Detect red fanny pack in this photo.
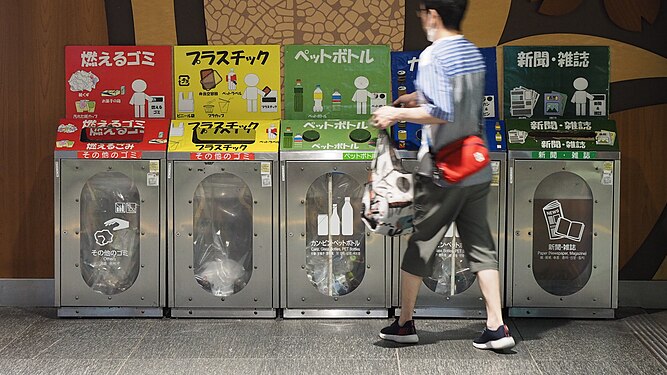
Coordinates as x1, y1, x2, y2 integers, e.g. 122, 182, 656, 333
433, 135, 489, 183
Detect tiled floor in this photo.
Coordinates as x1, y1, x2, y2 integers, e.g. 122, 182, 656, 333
0, 308, 665, 374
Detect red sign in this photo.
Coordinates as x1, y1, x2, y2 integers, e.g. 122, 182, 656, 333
189, 152, 255, 161
77, 151, 143, 159
56, 119, 170, 159
65, 46, 172, 120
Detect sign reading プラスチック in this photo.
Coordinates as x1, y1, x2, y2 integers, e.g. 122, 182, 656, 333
503, 46, 610, 119
65, 46, 173, 120
284, 45, 391, 120
173, 45, 281, 120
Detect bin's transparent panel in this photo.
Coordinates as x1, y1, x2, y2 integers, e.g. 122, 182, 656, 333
193, 173, 253, 297
423, 224, 476, 296
533, 171, 593, 296
80, 172, 140, 295
305, 172, 365, 296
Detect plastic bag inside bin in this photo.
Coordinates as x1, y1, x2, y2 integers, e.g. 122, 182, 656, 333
80, 171, 140, 295
305, 172, 366, 297
192, 173, 253, 297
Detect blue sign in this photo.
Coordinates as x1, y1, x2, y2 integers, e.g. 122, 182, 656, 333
390, 47, 499, 151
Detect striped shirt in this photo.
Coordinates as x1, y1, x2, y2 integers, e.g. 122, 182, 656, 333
414, 35, 491, 186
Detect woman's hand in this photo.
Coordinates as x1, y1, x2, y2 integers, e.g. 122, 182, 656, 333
372, 105, 400, 129
392, 92, 418, 108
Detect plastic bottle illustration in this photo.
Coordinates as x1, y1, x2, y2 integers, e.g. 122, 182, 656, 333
330, 203, 340, 235
283, 127, 293, 149
313, 84, 324, 112
341, 197, 353, 235
332, 89, 341, 111
294, 79, 303, 112
226, 68, 237, 90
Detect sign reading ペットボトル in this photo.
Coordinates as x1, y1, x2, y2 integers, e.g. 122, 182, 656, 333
284, 45, 391, 120
173, 45, 281, 121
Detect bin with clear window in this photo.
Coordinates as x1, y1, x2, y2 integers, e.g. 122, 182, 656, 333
280, 120, 390, 318
54, 119, 169, 317
505, 119, 620, 318
167, 120, 279, 318
391, 120, 507, 317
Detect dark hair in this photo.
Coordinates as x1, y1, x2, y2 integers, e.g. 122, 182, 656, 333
420, 0, 468, 31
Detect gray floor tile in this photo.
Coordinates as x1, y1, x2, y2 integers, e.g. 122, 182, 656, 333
37, 336, 140, 359
536, 360, 648, 375
400, 359, 541, 375
514, 318, 654, 362
129, 335, 204, 359
648, 310, 667, 329
116, 359, 269, 375
0, 359, 28, 375
0, 334, 62, 359
144, 318, 305, 338
272, 358, 400, 375
22, 319, 153, 339
14, 359, 122, 375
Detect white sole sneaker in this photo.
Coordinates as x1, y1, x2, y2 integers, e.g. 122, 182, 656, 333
472, 336, 516, 350
379, 332, 419, 344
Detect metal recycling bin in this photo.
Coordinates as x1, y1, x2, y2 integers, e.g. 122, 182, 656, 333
167, 120, 279, 318
506, 119, 620, 318
391, 120, 507, 317
280, 120, 390, 318
54, 119, 169, 317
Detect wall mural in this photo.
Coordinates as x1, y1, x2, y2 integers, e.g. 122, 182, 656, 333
204, 0, 405, 50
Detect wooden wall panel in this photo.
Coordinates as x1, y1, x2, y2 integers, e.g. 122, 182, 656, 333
612, 104, 667, 268
0, 0, 107, 278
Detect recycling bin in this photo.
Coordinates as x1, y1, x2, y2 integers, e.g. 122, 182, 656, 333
505, 119, 620, 318
391, 120, 507, 317
280, 120, 390, 318
167, 120, 280, 318
54, 119, 169, 317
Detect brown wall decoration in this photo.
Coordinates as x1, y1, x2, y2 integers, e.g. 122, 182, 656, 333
0, 0, 108, 278
204, 0, 405, 50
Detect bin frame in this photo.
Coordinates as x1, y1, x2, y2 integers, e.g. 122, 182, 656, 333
505, 150, 620, 318
54, 153, 167, 318
279, 151, 391, 318
167, 153, 280, 318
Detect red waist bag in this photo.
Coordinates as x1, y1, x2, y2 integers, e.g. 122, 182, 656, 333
433, 135, 489, 183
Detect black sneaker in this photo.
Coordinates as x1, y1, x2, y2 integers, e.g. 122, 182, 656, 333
379, 318, 419, 344
473, 325, 516, 350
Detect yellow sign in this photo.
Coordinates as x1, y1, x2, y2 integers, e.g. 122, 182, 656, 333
168, 120, 280, 153
174, 45, 281, 120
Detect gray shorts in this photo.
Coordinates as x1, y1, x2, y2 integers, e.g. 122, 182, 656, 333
401, 175, 498, 277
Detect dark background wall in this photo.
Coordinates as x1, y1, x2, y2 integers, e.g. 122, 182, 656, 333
1, 0, 665, 280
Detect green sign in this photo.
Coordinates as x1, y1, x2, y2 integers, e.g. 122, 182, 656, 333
280, 120, 378, 154
284, 45, 391, 120
343, 152, 374, 160
504, 46, 610, 119
531, 151, 598, 160
506, 119, 619, 152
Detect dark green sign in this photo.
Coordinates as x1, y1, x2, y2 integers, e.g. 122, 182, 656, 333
504, 46, 610, 119
506, 119, 618, 152
284, 45, 391, 120
531, 151, 598, 160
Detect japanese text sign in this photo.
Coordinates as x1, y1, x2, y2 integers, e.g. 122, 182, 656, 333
284, 45, 391, 120
173, 45, 281, 120
65, 46, 172, 120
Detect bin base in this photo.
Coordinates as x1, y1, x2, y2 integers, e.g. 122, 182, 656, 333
395, 307, 486, 319
58, 307, 164, 318
509, 307, 614, 319
283, 308, 388, 319
170, 308, 276, 318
